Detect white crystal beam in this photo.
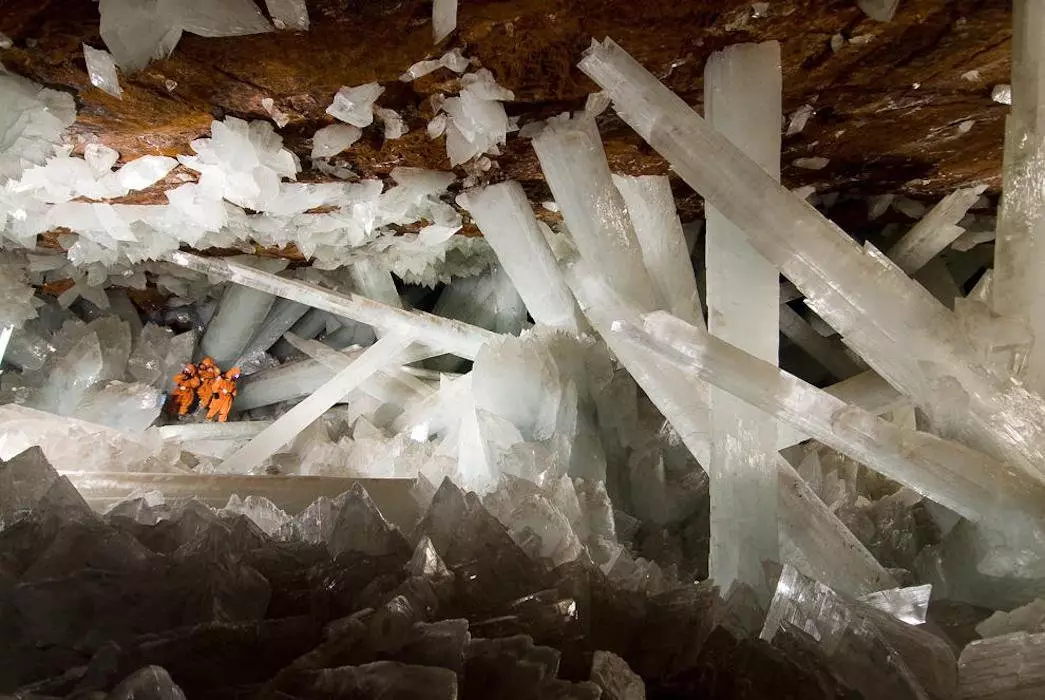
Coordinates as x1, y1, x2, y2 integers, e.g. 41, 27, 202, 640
887, 184, 986, 274
567, 265, 895, 595
578, 37, 1045, 479
701, 40, 782, 598
462, 181, 584, 332
219, 329, 416, 474
992, 0, 1045, 395
200, 283, 277, 366
612, 174, 704, 327
238, 297, 309, 361
532, 114, 658, 311
167, 251, 495, 359
0, 325, 13, 370
625, 311, 1045, 526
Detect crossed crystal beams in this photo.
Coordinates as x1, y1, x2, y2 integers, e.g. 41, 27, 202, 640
613, 311, 1045, 535
578, 37, 1045, 482
167, 251, 495, 360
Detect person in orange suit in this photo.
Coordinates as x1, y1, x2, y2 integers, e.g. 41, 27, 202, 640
206, 367, 241, 423
169, 363, 200, 416
196, 356, 220, 410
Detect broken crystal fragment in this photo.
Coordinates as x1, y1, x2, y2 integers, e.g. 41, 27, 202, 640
261, 97, 291, 128
265, 0, 309, 30
792, 156, 829, 170
786, 104, 814, 136
82, 44, 123, 99
375, 107, 408, 140
859, 584, 932, 625
406, 534, 450, 577
115, 155, 178, 191
311, 124, 362, 159
591, 650, 646, 700
857, 0, 901, 22
992, 83, 1013, 105
326, 83, 385, 128
433, 0, 457, 43
976, 598, 1045, 638
177, 0, 275, 38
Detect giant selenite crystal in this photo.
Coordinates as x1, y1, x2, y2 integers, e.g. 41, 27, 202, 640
701, 40, 781, 600
578, 37, 1045, 480
992, 0, 1045, 395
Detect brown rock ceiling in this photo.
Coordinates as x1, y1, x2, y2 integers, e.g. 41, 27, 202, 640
0, 0, 1011, 224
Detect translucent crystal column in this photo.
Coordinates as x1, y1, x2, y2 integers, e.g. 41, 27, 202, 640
888, 184, 986, 275
628, 311, 1045, 529
168, 251, 495, 360
578, 38, 1045, 480
612, 174, 704, 327
993, 0, 1045, 393
532, 115, 658, 312
200, 257, 287, 366
462, 181, 584, 332
700, 41, 782, 599
219, 329, 415, 473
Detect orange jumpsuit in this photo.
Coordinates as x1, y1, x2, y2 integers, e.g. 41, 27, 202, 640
169, 366, 200, 416
197, 358, 220, 409
206, 370, 240, 422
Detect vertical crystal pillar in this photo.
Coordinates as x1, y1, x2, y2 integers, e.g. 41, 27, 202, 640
703, 41, 782, 600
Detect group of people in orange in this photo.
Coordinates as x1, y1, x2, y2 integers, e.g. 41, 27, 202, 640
169, 357, 241, 422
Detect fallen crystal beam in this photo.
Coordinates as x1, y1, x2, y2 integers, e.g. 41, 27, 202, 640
701, 40, 782, 600
462, 181, 584, 332
532, 114, 658, 312
991, 0, 1045, 396
568, 264, 895, 596
887, 184, 986, 275
578, 37, 1045, 480
158, 420, 272, 459
63, 471, 419, 527
168, 251, 496, 360
612, 174, 704, 327
958, 631, 1045, 698
779, 304, 862, 380
219, 328, 416, 473
627, 311, 1045, 527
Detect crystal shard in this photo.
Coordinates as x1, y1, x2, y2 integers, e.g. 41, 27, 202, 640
701, 40, 781, 600
887, 184, 987, 274
326, 83, 384, 128
265, 0, 309, 30
107, 666, 187, 700
311, 123, 362, 159
433, 0, 457, 43
328, 483, 409, 557
591, 650, 646, 700
82, 44, 123, 99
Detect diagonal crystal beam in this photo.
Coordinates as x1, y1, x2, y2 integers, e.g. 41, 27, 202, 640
700, 40, 782, 600
578, 37, 1045, 481
623, 311, 1045, 527
461, 182, 584, 332
167, 251, 495, 360
887, 184, 986, 275
532, 114, 658, 312
0, 324, 13, 371
218, 328, 416, 474
567, 264, 895, 595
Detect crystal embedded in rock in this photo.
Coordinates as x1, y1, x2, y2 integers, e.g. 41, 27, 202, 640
107, 666, 187, 700
82, 44, 123, 99
859, 584, 932, 625
265, 0, 309, 30
326, 83, 385, 128
433, 0, 457, 43
311, 124, 362, 159
591, 650, 646, 700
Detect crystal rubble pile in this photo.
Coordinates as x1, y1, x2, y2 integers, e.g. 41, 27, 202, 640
0, 16, 1042, 700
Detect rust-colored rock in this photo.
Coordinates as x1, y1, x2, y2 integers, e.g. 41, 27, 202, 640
0, 0, 1010, 227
